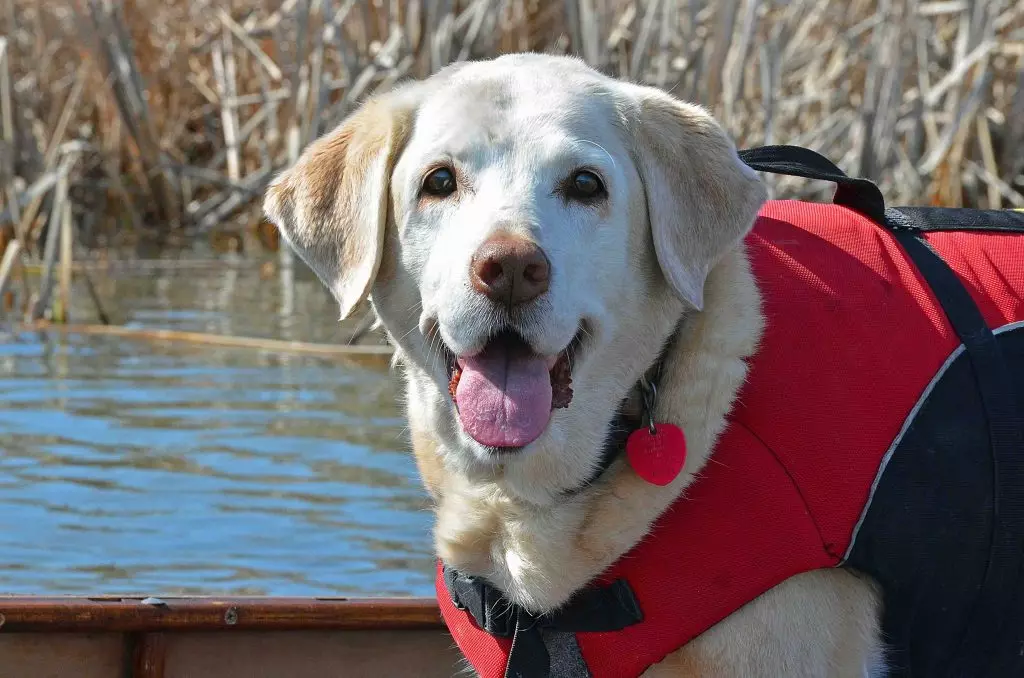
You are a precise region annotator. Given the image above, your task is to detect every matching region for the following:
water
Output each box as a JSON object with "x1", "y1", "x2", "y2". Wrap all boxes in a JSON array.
[{"x1": 0, "y1": 255, "x2": 436, "y2": 597}]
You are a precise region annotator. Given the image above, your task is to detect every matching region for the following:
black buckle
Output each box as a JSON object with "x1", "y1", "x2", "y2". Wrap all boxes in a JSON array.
[{"x1": 443, "y1": 562, "x2": 644, "y2": 678}]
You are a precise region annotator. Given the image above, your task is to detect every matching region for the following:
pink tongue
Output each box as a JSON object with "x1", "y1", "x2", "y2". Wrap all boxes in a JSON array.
[{"x1": 455, "y1": 343, "x2": 553, "y2": 448}]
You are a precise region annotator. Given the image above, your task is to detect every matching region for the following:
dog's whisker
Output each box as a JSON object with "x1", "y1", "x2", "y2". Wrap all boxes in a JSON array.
[
  {"x1": 429, "y1": 328, "x2": 450, "y2": 379},
  {"x1": 428, "y1": 330, "x2": 441, "y2": 375},
  {"x1": 397, "y1": 322, "x2": 423, "y2": 343}
]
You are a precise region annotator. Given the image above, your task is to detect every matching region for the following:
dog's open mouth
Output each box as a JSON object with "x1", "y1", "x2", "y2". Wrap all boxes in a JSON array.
[{"x1": 443, "y1": 329, "x2": 581, "y2": 449}]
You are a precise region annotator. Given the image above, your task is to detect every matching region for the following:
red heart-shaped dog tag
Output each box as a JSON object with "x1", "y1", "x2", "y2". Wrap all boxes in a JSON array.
[{"x1": 626, "y1": 423, "x2": 687, "y2": 486}]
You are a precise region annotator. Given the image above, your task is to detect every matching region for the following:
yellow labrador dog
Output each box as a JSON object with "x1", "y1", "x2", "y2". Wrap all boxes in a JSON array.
[{"x1": 264, "y1": 54, "x2": 884, "y2": 676}]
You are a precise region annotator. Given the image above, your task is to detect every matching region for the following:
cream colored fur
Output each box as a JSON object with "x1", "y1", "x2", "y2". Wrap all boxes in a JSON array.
[{"x1": 264, "y1": 53, "x2": 885, "y2": 677}]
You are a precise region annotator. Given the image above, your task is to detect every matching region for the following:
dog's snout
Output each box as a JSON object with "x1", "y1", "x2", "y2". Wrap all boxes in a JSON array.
[{"x1": 470, "y1": 234, "x2": 550, "y2": 306}]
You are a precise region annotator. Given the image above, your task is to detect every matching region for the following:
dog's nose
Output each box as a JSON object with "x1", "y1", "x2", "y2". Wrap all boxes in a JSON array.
[{"x1": 470, "y1": 234, "x2": 550, "y2": 305}]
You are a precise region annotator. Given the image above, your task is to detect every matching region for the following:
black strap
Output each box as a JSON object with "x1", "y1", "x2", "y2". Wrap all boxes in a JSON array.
[
  {"x1": 558, "y1": 413, "x2": 631, "y2": 497},
  {"x1": 560, "y1": 319, "x2": 681, "y2": 498},
  {"x1": 884, "y1": 208, "x2": 1024, "y2": 677},
  {"x1": 738, "y1": 144, "x2": 1024, "y2": 235},
  {"x1": 883, "y1": 206, "x2": 1024, "y2": 234},
  {"x1": 738, "y1": 145, "x2": 887, "y2": 223},
  {"x1": 443, "y1": 564, "x2": 643, "y2": 678}
]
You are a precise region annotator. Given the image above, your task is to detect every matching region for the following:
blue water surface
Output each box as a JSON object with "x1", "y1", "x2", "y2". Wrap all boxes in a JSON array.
[{"x1": 0, "y1": 258, "x2": 435, "y2": 596}]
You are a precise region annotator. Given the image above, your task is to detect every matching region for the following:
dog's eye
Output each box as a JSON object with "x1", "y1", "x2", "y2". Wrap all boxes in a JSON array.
[
  {"x1": 567, "y1": 170, "x2": 605, "y2": 201},
  {"x1": 422, "y1": 167, "x2": 457, "y2": 197}
]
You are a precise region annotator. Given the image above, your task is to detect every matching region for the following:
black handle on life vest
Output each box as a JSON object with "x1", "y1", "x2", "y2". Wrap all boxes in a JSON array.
[{"x1": 738, "y1": 145, "x2": 887, "y2": 223}]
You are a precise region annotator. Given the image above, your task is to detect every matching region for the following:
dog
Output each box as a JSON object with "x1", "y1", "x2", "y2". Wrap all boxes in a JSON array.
[{"x1": 264, "y1": 53, "x2": 1024, "y2": 677}]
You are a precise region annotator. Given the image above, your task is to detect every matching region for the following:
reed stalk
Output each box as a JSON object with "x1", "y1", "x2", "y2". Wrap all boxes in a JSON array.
[{"x1": 0, "y1": 0, "x2": 1020, "y2": 253}]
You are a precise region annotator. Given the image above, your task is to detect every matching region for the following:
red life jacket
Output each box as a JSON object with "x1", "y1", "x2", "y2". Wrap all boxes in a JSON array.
[{"x1": 436, "y1": 162, "x2": 1024, "y2": 677}]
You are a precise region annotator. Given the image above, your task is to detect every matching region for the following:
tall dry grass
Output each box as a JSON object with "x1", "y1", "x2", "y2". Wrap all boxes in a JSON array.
[{"x1": 2, "y1": 0, "x2": 1023, "y2": 256}]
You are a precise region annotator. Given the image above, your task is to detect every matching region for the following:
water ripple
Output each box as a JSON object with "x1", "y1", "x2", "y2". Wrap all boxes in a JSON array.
[{"x1": 0, "y1": 265, "x2": 434, "y2": 596}]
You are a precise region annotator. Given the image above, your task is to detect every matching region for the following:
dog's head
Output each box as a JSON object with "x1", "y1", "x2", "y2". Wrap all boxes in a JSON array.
[{"x1": 265, "y1": 54, "x2": 765, "y2": 504}]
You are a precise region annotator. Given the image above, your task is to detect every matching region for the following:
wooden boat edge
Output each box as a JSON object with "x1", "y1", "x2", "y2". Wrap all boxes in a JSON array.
[{"x1": 0, "y1": 596, "x2": 444, "y2": 632}]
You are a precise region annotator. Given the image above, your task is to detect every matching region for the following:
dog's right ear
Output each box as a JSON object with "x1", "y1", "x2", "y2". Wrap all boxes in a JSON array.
[{"x1": 263, "y1": 86, "x2": 419, "y2": 320}]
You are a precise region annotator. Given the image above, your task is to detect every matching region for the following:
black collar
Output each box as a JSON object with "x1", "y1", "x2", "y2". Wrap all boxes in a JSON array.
[{"x1": 559, "y1": 331, "x2": 674, "y2": 498}]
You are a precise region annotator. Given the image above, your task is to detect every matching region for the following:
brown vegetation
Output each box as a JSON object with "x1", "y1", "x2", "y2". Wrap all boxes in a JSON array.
[{"x1": 1, "y1": 0, "x2": 1022, "y2": 252}]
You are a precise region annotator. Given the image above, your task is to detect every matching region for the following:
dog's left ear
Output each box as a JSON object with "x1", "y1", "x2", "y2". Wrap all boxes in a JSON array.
[{"x1": 623, "y1": 85, "x2": 766, "y2": 311}]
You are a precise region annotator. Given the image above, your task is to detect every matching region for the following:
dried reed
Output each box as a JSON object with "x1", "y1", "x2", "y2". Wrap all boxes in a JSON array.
[
  {"x1": 0, "y1": 0, "x2": 1022, "y2": 287},
  {"x1": 23, "y1": 320, "x2": 395, "y2": 365}
]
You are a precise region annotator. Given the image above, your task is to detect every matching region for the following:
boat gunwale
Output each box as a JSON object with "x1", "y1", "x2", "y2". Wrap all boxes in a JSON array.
[{"x1": 0, "y1": 596, "x2": 444, "y2": 632}]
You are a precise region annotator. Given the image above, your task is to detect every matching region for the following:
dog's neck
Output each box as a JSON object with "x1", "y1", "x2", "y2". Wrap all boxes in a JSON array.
[
  {"x1": 559, "y1": 328, "x2": 681, "y2": 498},
  {"x1": 406, "y1": 246, "x2": 765, "y2": 613}
]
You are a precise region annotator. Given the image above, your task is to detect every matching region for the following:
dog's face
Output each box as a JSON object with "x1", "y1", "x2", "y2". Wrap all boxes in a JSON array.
[{"x1": 265, "y1": 54, "x2": 765, "y2": 504}]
